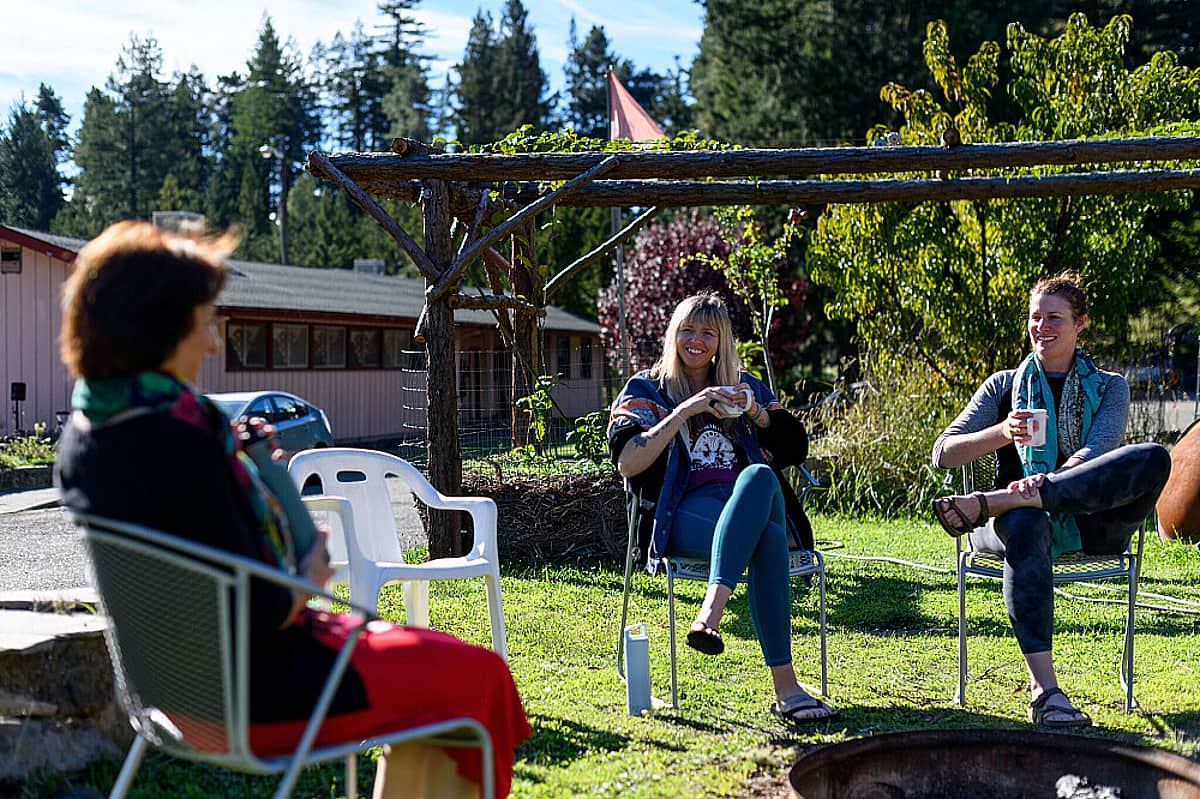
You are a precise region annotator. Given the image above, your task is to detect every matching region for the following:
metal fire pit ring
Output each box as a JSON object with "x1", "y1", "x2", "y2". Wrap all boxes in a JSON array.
[{"x1": 789, "y1": 728, "x2": 1200, "y2": 799}]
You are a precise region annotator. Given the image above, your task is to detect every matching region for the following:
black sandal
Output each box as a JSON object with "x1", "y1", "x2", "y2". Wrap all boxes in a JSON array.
[
  {"x1": 770, "y1": 693, "x2": 839, "y2": 726},
  {"x1": 1029, "y1": 687, "x2": 1092, "y2": 728},
  {"x1": 686, "y1": 622, "x2": 724, "y2": 656},
  {"x1": 932, "y1": 492, "x2": 989, "y2": 537}
]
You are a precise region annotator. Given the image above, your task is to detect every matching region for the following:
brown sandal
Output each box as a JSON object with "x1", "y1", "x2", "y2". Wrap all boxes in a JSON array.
[{"x1": 932, "y1": 492, "x2": 989, "y2": 537}]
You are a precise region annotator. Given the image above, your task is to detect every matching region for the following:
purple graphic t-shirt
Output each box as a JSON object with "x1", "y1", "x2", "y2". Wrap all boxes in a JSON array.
[{"x1": 685, "y1": 413, "x2": 740, "y2": 491}]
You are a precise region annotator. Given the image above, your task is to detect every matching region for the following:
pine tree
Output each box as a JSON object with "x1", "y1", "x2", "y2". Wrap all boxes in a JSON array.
[
  {"x1": 493, "y1": 0, "x2": 553, "y2": 135},
  {"x1": 377, "y1": 0, "x2": 433, "y2": 142},
  {"x1": 34, "y1": 83, "x2": 71, "y2": 165},
  {"x1": 0, "y1": 102, "x2": 63, "y2": 229},
  {"x1": 454, "y1": 11, "x2": 500, "y2": 146},
  {"x1": 218, "y1": 16, "x2": 320, "y2": 260}
]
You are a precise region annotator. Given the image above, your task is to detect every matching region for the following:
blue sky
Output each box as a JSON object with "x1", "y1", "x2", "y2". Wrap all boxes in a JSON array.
[{"x1": 0, "y1": 0, "x2": 704, "y2": 136}]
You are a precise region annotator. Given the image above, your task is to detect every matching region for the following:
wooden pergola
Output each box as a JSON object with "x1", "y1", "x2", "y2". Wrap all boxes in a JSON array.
[{"x1": 307, "y1": 135, "x2": 1200, "y2": 556}]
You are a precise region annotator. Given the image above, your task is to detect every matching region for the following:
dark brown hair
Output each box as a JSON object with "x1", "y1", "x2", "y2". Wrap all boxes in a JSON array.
[
  {"x1": 61, "y1": 221, "x2": 233, "y2": 379},
  {"x1": 1031, "y1": 271, "x2": 1088, "y2": 319}
]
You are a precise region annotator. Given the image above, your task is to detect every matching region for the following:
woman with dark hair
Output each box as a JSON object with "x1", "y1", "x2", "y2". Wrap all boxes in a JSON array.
[
  {"x1": 55, "y1": 220, "x2": 530, "y2": 799},
  {"x1": 608, "y1": 293, "x2": 835, "y2": 725},
  {"x1": 932, "y1": 272, "x2": 1171, "y2": 728}
]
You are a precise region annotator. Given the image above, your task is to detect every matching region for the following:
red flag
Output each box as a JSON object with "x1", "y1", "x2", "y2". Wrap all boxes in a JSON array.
[{"x1": 608, "y1": 71, "x2": 666, "y2": 142}]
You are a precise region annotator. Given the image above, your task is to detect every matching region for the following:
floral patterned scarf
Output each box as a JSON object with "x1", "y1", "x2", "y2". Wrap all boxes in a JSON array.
[
  {"x1": 1012, "y1": 349, "x2": 1106, "y2": 556},
  {"x1": 71, "y1": 371, "x2": 294, "y2": 570}
]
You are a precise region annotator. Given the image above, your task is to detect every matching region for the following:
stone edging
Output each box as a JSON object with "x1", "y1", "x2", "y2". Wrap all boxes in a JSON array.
[{"x1": 0, "y1": 465, "x2": 53, "y2": 493}]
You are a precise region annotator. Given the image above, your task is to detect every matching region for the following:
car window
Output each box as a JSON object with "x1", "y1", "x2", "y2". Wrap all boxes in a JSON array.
[
  {"x1": 243, "y1": 397, "x2": 276, "y2": 422},
  {"x1": 273, "y1": 395, "x2": 306, "y2": 421}
]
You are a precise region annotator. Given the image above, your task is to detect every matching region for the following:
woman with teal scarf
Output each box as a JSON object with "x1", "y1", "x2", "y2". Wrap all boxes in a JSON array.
[{"x1": 931, "y1": 273, "x2": 1170, "y2": 728}]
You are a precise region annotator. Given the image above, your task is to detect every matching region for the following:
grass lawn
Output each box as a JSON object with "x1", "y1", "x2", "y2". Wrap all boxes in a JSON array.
[{"x1": 38, "y1": 512, "x2": 1200, "y2": 798}]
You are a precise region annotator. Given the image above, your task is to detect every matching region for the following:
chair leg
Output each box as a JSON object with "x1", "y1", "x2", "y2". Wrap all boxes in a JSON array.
[
  {"x1": 108, "y1": 731, "x2": 148, "y2": 799},
  {"x1": 402, "y1": 580, "x2": 430, "y2": 628},
  {"x1": 817, "y1": 558, "x2": 828, "y2": 698},
  {"x1": 956, "y1": 554, "x2": 968, "y2": 707},
  {"x1": 667, "y1": 566, "x2": 679, "y2": 709},
  {"x1": 345, "y1": 753, "x2": 358, "y2": 799},
  {"x1": 484, "y1": 571, "x2": 508, "y2": 661},
  {"x1": 1121, "y1": 560, "x2": 1139, "y2": 711}
]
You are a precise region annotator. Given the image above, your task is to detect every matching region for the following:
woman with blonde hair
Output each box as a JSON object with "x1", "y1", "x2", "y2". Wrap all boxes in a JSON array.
[{"x1": 608, "y1": 292, "x2": 835, "y2": 724}]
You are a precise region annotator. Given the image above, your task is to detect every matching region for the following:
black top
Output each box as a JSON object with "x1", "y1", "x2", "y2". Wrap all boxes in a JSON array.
[{"x1": 56, "y1": 411, "x2": 366, "y2": 722}]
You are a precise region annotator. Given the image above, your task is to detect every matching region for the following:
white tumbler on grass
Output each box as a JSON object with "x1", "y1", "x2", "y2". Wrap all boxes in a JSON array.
[{"x1": 624, "y1": 623, "x2": 652, "y2": 715}]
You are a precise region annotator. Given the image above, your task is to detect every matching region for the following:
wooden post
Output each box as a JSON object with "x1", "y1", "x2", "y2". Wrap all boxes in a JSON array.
[
  {"x1": 422, "y1": 179, "x2": 462, "y2": 558},
  {"x1": 509, "y1": 222, "x2": 541, "y2": 449}
]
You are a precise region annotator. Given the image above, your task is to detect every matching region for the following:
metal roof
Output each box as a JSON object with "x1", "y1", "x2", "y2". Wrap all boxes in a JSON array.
[{"x1": 0, "y1": 225, "x2": 599, "y2": 334}]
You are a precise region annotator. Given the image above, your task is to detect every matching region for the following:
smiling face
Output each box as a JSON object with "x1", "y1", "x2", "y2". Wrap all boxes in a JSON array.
[
  {"x1": 1028, "y1": 292, "x2": 1086, "y2": 369},
  {"x1": 675, "y1": 316, "x2": 720, "y2": 378}
]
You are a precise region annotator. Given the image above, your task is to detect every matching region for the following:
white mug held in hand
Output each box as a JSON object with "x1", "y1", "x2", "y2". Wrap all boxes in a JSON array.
[
  {"x1": 715, "y1": 387, "x2": 754, "y2": 416},
  {"x1": 1025, "y1": 408, "x2": 1048, "y2": 448}
]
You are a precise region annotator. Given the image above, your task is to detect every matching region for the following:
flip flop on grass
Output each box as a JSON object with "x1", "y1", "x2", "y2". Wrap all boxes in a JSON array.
[
  {"x1": 685, "y1": 622, "x2": 724, "y2": 656},
  {"x1": 932, "y1": 492, "x2": 990, "y2": 537}
]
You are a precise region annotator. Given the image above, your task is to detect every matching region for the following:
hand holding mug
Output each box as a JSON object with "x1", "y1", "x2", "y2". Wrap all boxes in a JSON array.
[
  {"x1": 713, "y1": 385, "x2": 754, "y2": 416},
  {"x1": 1004, "y1": 409, "x2": 1045, "y2": 446}
]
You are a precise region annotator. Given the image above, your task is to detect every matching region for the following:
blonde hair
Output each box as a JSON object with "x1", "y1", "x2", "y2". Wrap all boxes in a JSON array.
[{"x1": 650, "y1": 293, "x2": 741, "y2": 403}]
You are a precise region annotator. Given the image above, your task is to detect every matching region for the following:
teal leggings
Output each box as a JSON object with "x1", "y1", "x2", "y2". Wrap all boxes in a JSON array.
[{"x1": 667, "y1": 464, "x2": 792, "y2": 666}]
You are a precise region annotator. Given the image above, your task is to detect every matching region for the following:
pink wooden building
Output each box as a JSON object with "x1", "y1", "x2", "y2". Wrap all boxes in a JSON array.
[{"x1": 0, "y1": 225, "x2": 604, "y2": 442}]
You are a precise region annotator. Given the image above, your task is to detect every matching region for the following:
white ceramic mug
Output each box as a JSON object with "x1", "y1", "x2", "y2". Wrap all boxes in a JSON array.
[
  {"x1": 716, "y1": 387, "x2": 754, "y2": 416},
  {"x1": 1026, "y1": 408, "x2": 1048, "y2": 447}
]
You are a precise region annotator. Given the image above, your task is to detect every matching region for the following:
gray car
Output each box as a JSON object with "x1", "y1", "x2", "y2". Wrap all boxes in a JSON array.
[{"x1": 205, "y1": 391, "x2": 334, "y2": 454}]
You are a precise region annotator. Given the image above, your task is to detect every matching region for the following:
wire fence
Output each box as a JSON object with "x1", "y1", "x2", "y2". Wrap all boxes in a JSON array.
[{"x1": 384, "y1": 350, "x2": 622, "y2": 473}]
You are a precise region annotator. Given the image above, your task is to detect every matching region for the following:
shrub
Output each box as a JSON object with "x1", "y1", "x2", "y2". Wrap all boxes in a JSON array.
[
  {"x1": 0, "y1": 433, "x2": 56, "y2": 469},
  {"x1": 804, "y1": 362, "x2": 962, "y2": 517}
]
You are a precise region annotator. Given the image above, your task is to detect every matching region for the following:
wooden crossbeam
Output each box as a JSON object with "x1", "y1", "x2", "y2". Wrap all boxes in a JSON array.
[
  {"x1": 427, "y1": 155, "x2": 621, "y2": 302},
  {"x1": 485, "y1": 168, "x2": 1200, "y2": 208},
  {"x1": 544, "y1": 206, "x2": 659, "y2": 298},
  {"x1": 307, "y1": 151, "x2": 439, "y2": 280},
  {"x1": 325, "y1": 136, "x2": 1200, "y2": 182},
  {"x1": 449, "y1": 293, "x2": 544, "y2": 314}
]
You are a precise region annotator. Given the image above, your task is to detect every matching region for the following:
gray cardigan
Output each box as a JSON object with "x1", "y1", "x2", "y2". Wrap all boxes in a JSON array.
[{"x1": 932, "y1": 367, "x2": 1129, "y2": 486}]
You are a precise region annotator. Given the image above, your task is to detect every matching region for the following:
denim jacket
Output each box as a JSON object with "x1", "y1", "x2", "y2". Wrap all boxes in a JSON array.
[{"x1": 607, "y1": 370, "x2": 784, "y2": 575}]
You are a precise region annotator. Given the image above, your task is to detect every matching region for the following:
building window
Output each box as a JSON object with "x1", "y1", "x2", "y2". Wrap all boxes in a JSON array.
[
  {"x1": 383, "y1": 328, "x2": 411, "y2": 369},
  {"x1": 0, "y1": 246, "x2": 20, "y2": 274},
  {"x1": 556, "y1": 336, "x2": 571, "y2": 380},
  {"x1": 226, "y1": 321, "x2": 267, "y2": 369},
  {"x1": 580, "y1": 339, "x2": 593, "y2": 380},
  {"x1": 349, "y1": 328, "x2": 381, "y2": 368},
  {"x1": 311, "y1": 325, "x2": 346, "y2": 368},
  {"x1": 272, "y1": 324, "x2": 309, "y2": 368}
]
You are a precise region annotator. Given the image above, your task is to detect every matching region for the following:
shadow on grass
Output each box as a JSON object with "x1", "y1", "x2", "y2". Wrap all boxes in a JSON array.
[
  {"x1": 517, "y1": 713, "x2": 634, "y2": 769},
  {"x1": 822, "y1": 572, "x2": 947, "y2": 634}
]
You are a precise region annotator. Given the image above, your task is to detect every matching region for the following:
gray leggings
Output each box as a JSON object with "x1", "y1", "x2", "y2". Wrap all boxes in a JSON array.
[{"x1": 967, "y1": 443, "x2": 1172, "y2": 654}]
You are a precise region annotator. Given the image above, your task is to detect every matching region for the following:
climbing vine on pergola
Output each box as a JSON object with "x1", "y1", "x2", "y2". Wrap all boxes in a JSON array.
[{"x1": 307, "y1": 134, "x2": 1200, "y2": 558}]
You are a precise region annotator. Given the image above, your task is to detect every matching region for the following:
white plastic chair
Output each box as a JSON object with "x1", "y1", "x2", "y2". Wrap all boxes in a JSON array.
[
  {"x1": 952, "y1": 453, "x2": 1144, "y2": 711},
  {"x1": 75, "y1": 513, "x2": 495, "y2": 799},
  {"x1": 288, "y1": 448, "x2": 508, "y2": 660}
]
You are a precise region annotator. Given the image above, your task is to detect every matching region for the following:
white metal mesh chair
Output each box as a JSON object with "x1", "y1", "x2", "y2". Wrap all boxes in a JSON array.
[
  {"x1": 288, "y1": 448, "x2": 507, "y2": 660},
  {"x1": 952, "y1": 453, "x2": 1144, "y2": 711},
  {"x1": 617, "y1": 466, "x2": 828, "y2": 709},
  {"x1": 76, "y1": 513, "x2": 495, "y2": 799}
]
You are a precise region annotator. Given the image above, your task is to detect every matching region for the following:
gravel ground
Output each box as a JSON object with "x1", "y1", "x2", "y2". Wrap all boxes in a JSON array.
[
  {"x1": 0, "y1": 482, "x2": 430, "y2": 594},
  {"x1": 0, "y1": 506, "x2": 89, "y2": 592}
]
